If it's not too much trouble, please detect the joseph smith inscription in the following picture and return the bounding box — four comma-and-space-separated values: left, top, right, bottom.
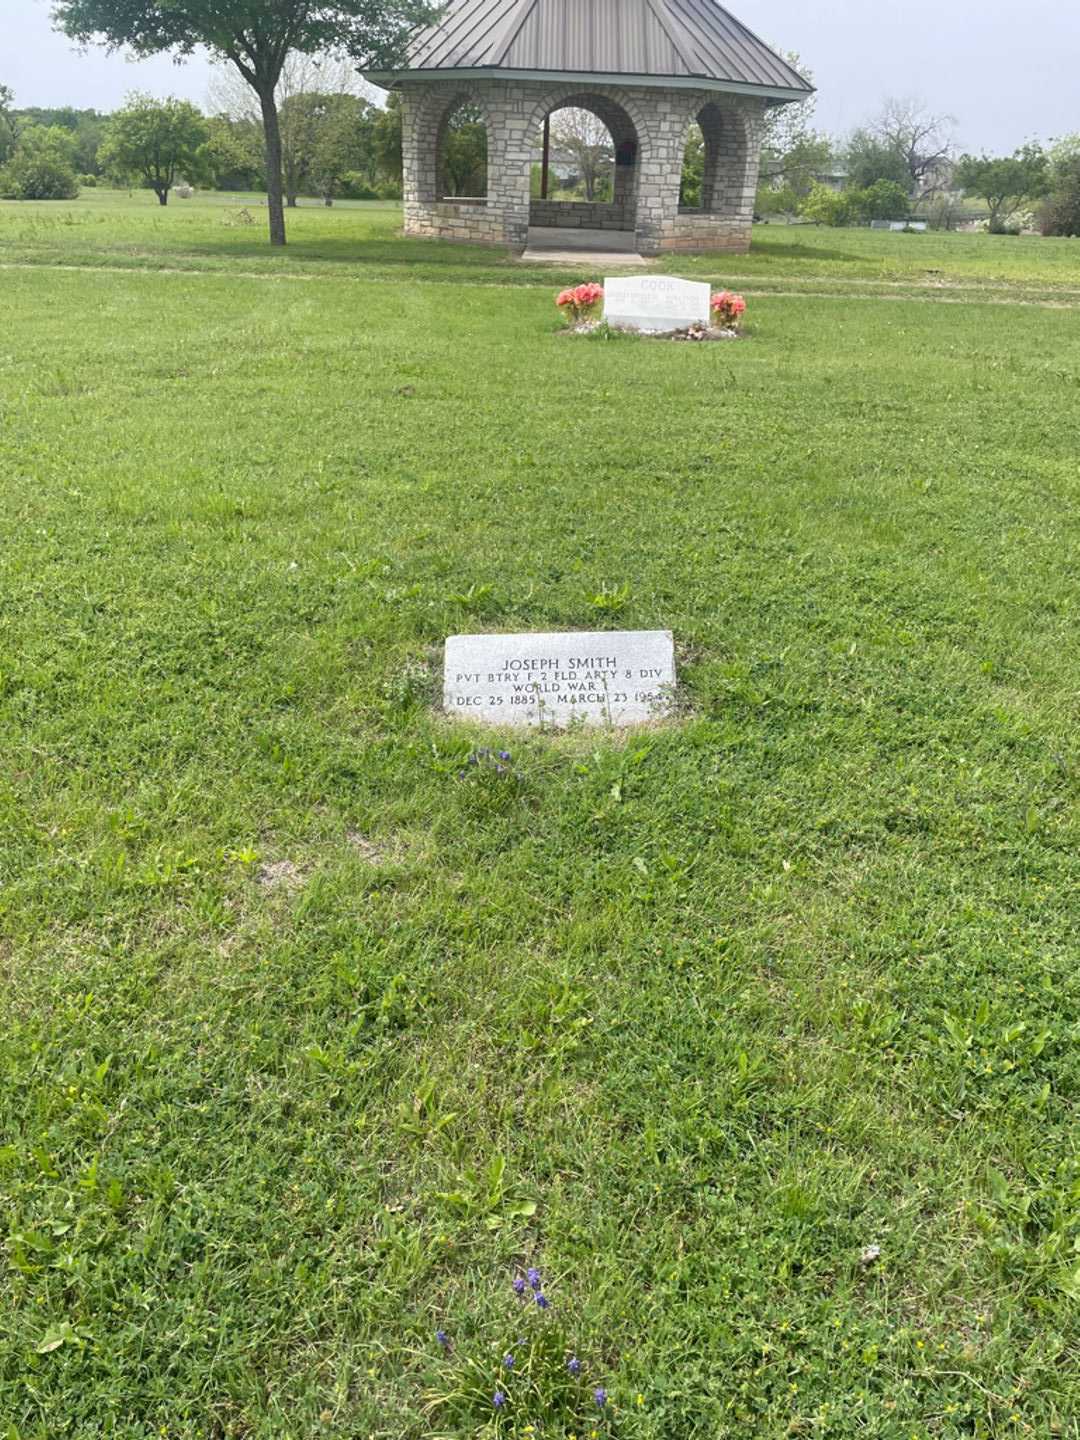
444, 631, 676, 728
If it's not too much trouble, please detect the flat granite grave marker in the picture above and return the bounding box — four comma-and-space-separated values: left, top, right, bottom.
604, 275, 710, 333
444, 631, 676, 728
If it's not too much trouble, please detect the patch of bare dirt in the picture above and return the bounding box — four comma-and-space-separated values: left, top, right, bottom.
346, 832, 390, 864
257, 859, 305, 892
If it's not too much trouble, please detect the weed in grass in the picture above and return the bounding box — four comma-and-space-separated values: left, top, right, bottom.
425, 1272, 615, 1437
587, 584, 632, 614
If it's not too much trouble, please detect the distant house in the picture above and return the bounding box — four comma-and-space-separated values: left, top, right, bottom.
527, 143, 611, 186
761, 158, 849, 192
917, 156, 960, 199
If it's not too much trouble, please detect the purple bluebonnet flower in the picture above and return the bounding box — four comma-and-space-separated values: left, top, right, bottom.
497, 750, 511, 761
435, 1329, 449, 1349
527, 1268, 542, 1291
503, 1352, 515, 1370
493, 1390, 506, 1409
567, 1356, 581, 1376
535, 1293, 550, 1310
512, 1276, 526, 1296
595, 1387, 608, 1408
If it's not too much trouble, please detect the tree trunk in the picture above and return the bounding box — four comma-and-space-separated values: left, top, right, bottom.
324, 195, 333, 207
258, 86, 287, 246
157, 189, 168, 206
286, 193, 298, 208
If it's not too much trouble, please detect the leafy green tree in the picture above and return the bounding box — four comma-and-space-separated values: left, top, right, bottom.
679, 123, 703, 207
99, 94, 208, 203
855, 179, 910, 221
0, 124, 80, 199
800, 182, 856, 227
1038, 144, 1080, 237
20, 106, 107, 174
52, 0, 434, 245
277, 88, 375, 205
210, 52, 379, 207
372, 92, 403, 186
760, 48, 816, 161
441, 104, 487, 197
769, 133, 835, 199
281, 92, 373, 204
956, 145, 1050, 233
755, 182, 798, 216
200, 114, 264, 191
0, 84, 17, 163
846, 132, 913, 192
800, 178, 910, 227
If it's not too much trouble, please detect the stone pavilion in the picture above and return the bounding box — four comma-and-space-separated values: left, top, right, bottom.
365, 0, 812, 255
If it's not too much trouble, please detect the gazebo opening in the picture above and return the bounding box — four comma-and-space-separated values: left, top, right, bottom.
529, 95, 639, 235
679, 121, 704, 208
532, 107, 614, 203
678, 103, 750, 218
435, 97, 489, 203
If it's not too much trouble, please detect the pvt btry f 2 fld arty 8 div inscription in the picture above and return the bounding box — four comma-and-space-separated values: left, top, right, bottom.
444, 631, 676, 728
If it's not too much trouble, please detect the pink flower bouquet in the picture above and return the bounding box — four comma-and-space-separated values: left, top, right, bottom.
556, 282, 604, 325
710, 290, 747, 329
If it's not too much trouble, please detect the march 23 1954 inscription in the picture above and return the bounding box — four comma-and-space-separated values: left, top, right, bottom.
444, 631, 676, 728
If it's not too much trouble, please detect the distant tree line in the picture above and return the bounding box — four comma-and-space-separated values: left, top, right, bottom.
0, 77, 406, 206
4, 52, 1079, 242
750, 89, 1080, 236
48, 0, 431, 245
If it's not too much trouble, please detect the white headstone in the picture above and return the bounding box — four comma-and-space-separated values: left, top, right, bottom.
604, 275, 710, 333
444, 631, 676, 729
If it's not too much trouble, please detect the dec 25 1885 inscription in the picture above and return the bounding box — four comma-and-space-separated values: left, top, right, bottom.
444, 631, 676, 728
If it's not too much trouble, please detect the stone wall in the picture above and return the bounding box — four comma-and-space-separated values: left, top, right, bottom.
528, 200, 631, 231
402, 199, 507, 245
663, 213, 752, 252
399, 77, 767, 255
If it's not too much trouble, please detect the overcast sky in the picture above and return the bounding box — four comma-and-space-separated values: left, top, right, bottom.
3, 0, 1078, 152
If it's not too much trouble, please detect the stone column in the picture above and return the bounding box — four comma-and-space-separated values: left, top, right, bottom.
632, 91, 695, 255
399, 83, 431, 237
486, 80, 534, 249
697, 104, 725, 213
712, 99, 766, 226
644, 92, 768, 253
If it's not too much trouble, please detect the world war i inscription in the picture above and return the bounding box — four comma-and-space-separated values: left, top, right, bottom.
444, 631, 676, 728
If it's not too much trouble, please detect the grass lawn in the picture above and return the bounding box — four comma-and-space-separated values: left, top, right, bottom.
1, 192, 1078, 1439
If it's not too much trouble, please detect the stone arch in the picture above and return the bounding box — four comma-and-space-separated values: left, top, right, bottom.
520, 87, 650, 235
679, 100, 754, 218
521, 86, 655, 153
414, 88, 496, 206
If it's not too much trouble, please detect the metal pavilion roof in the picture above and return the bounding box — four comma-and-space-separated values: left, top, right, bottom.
365, 0, 814, 101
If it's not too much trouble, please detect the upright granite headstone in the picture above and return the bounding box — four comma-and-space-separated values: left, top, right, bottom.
604, 275, 710, 333
444, 631, 676, 728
